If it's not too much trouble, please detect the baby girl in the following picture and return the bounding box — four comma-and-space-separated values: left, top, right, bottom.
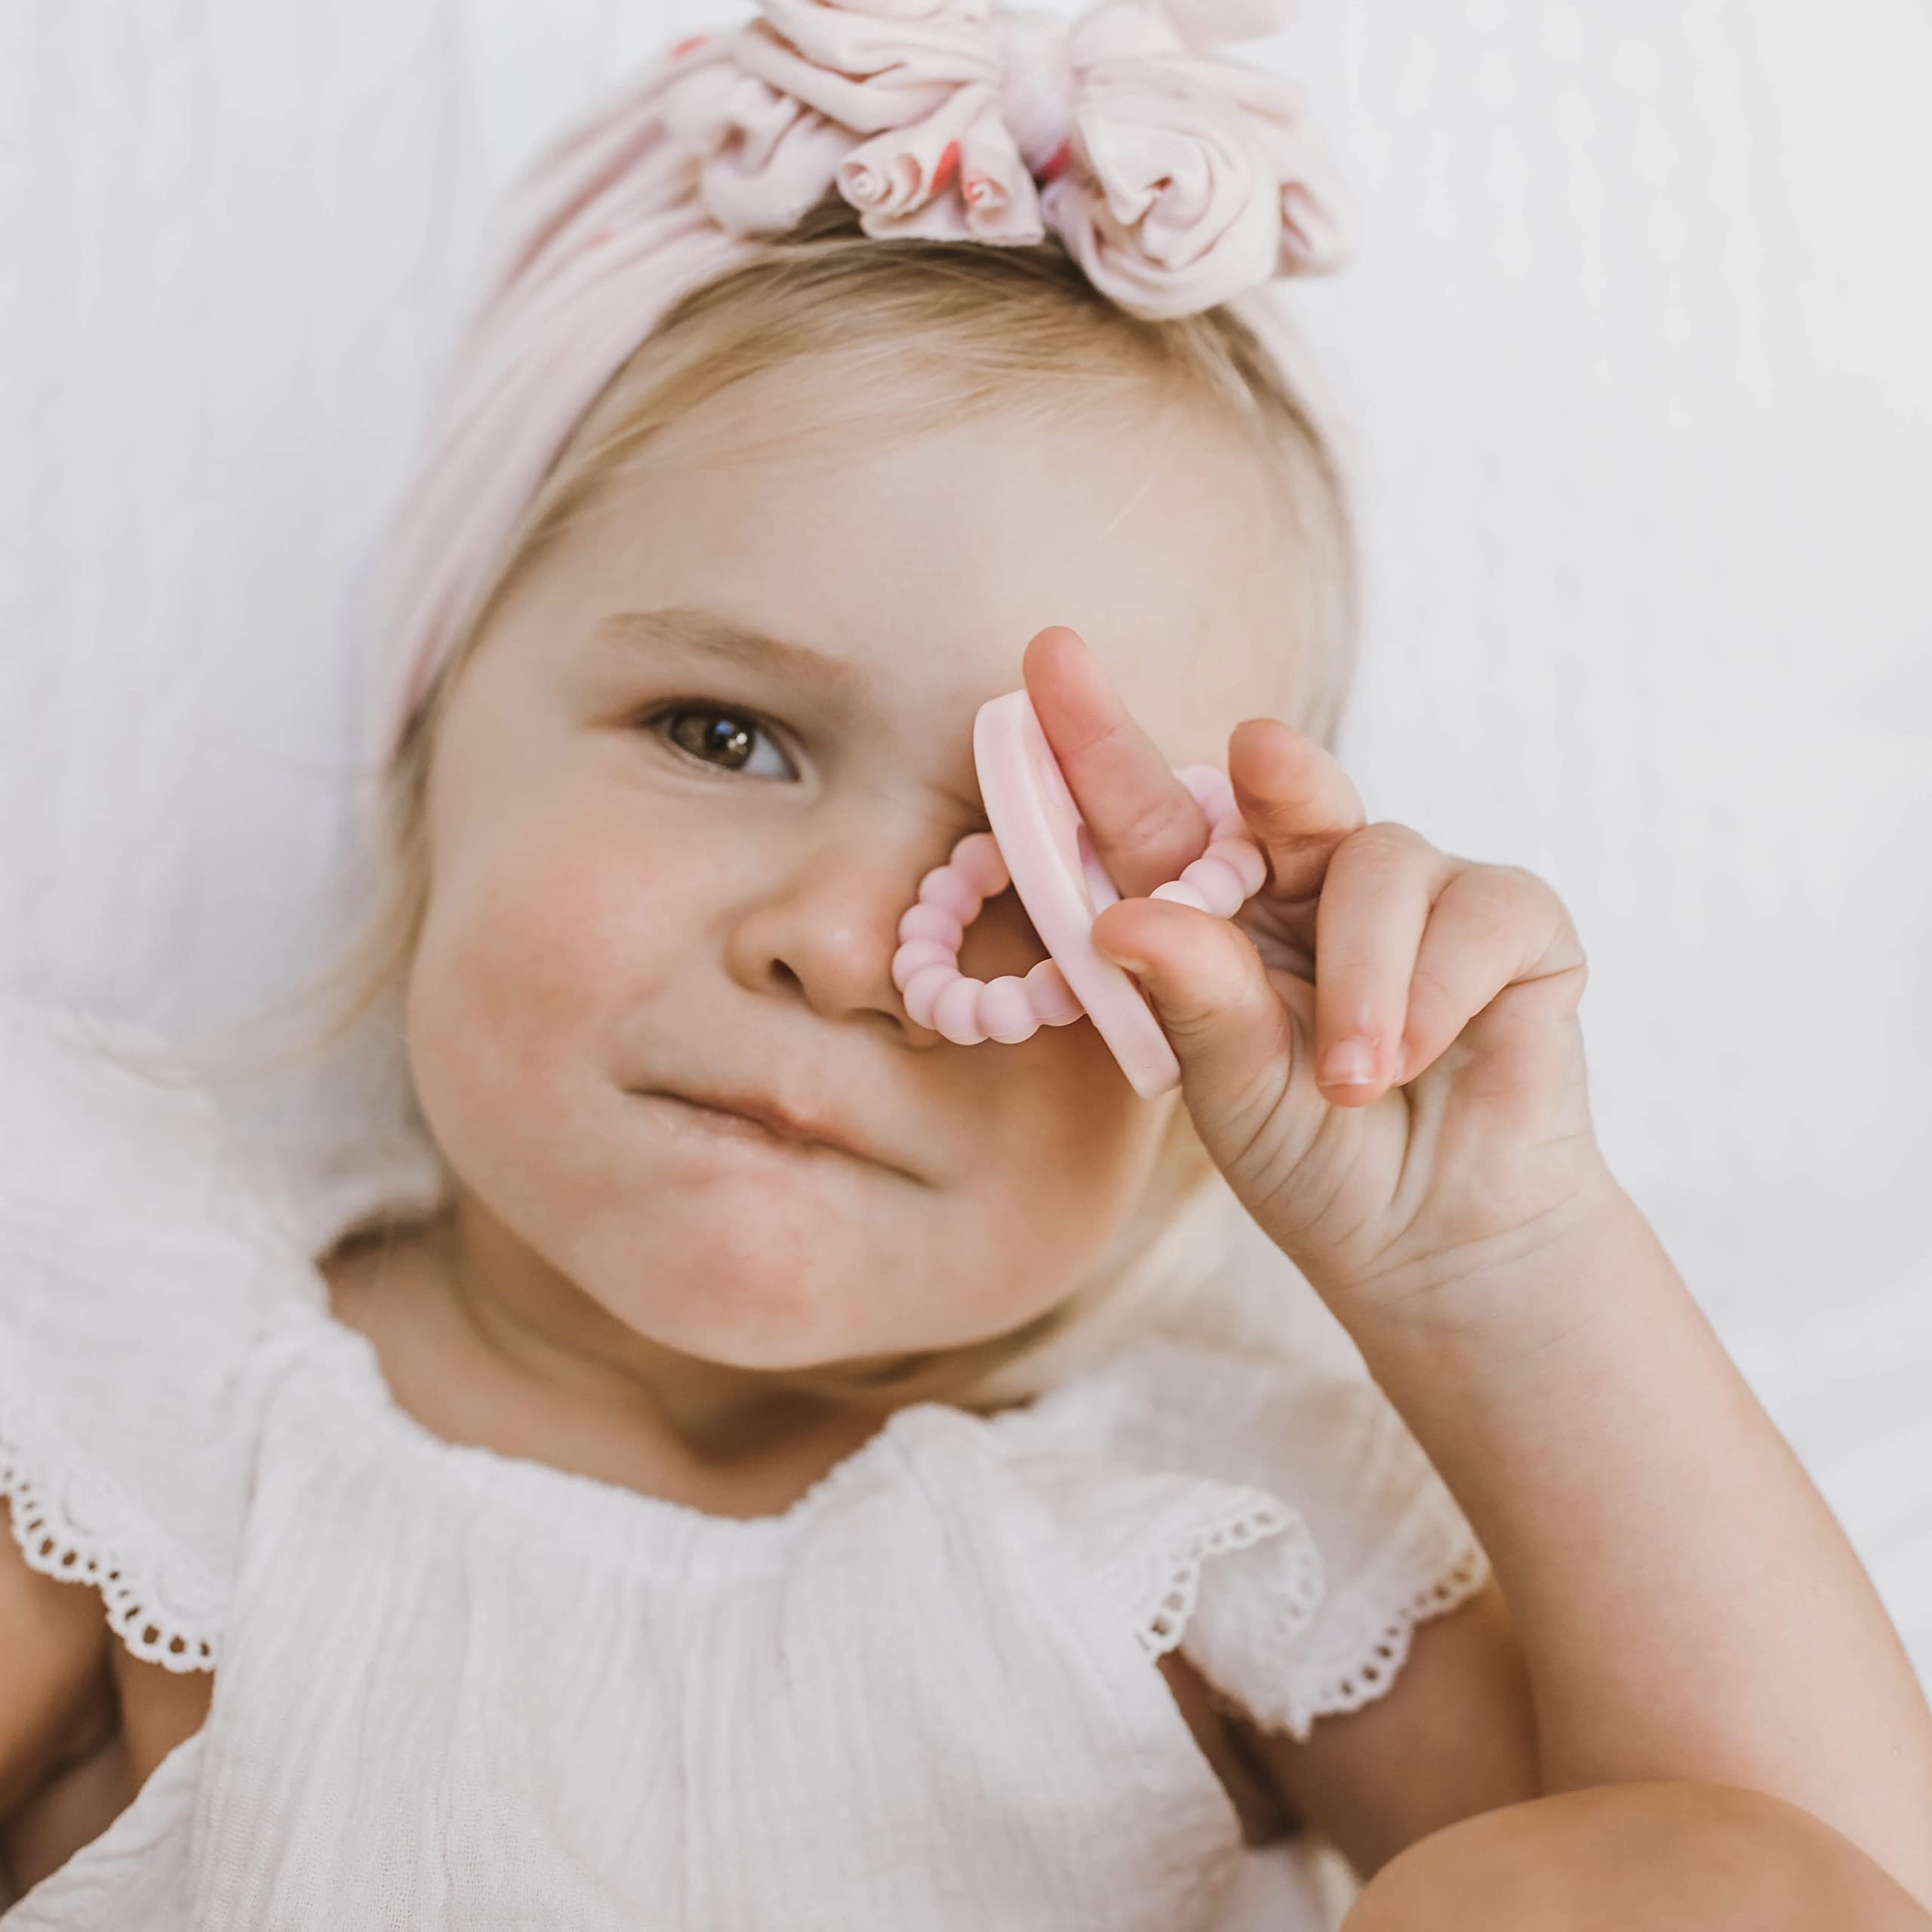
3, 2, 1930, 1927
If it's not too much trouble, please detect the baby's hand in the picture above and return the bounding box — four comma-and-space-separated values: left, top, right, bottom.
1023, 626, 1619, 1333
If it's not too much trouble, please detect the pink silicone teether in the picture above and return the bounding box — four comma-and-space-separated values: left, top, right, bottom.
891, 689, 1269, 1099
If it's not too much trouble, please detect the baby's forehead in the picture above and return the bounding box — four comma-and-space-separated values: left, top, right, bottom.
561, 379, 1310, 761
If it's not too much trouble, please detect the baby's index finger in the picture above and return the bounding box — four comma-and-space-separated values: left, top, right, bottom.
1020, 626, 1210, 903
1226, 716, 1367, 903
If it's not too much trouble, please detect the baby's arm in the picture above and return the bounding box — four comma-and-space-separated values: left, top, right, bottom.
1026, 640, 1932, 1894
0, 1496, 112, 1829
1242, 1195, 1932, 1903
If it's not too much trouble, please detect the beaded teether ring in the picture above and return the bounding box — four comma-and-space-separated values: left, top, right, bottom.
891, 690, 1269, 1099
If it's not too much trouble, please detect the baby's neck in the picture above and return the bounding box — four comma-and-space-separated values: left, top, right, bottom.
318, 1218, 884, 1519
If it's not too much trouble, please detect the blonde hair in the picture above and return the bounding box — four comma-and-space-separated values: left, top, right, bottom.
121, 192, 1361, 1413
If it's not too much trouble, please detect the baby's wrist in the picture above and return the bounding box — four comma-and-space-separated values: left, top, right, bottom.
1324, 1158, 1644, 1382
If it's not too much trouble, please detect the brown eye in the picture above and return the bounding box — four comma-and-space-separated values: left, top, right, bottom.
649, 703, 795, 780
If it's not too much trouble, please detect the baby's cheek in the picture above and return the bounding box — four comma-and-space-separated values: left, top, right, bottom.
954, 885, 1051, 988
944, 1091, 1157, 1324
461, 835, 680, 1023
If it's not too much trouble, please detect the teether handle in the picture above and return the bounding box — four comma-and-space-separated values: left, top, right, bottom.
891, 763, 1266, 1049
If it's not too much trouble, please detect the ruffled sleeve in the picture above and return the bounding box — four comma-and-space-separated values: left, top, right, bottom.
1011, 1336, 1493, 1743
0, 990, 320, 1672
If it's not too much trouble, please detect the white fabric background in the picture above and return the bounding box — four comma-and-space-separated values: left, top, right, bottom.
2, 0, 1927, 1723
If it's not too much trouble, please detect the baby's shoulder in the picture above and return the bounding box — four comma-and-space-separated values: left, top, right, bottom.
980, 1338, 1494, 1743
0, 989, 325, 1673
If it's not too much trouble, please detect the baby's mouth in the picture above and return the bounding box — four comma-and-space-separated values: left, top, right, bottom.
652, 1090, 842, 1154
626, 1084, 928, 1186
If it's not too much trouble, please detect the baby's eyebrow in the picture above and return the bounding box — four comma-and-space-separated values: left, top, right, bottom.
593, 605, 985, 818
592, 605, 863, 695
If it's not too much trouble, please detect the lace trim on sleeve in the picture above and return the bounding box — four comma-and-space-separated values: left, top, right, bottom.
1029, 1338, 1497, 1744
0, 990, 314, 1677
1, 1395, 221, 1672
1180, 1460, 1492, 1742
1281, 1541, 1490, 1727
1122, 1491, 1324, 1659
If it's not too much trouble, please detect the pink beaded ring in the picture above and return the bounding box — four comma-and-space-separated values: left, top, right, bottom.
891, 691, 1269, 1099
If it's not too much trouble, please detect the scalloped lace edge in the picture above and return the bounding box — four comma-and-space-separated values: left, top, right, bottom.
0, 1430, 218, 1674
1192, 1538, 1493, 1743
1295, 1543, 1491, 1725
1131, 1495, 1316, 1658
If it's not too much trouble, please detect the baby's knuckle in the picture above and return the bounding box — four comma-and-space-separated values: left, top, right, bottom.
1451, 863, 1543, 933
1354, 817, 1429, 860
1494, 862, 1569, 921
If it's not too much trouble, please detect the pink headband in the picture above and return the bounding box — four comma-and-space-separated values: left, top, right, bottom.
353, 0, 1352, 833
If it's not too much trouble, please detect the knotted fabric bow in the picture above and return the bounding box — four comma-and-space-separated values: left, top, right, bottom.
352, 0, 1351, 824
670, 0, 1349, 313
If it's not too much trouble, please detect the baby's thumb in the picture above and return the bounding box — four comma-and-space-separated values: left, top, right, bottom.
1091, 900, 1303, 1189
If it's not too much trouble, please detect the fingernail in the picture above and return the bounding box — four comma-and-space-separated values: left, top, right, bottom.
1320, 1037, 1378, 1086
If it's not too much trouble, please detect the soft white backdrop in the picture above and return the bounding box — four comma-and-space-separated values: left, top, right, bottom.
2, 0, 1928, 1686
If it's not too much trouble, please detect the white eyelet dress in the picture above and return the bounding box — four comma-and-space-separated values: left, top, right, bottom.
0, 991, 1491, 1931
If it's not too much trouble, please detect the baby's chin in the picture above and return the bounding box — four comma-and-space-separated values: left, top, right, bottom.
559, 1141, 1069, 1377
592, 1281, 962, 1378
579, 1241, 1051, 1384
